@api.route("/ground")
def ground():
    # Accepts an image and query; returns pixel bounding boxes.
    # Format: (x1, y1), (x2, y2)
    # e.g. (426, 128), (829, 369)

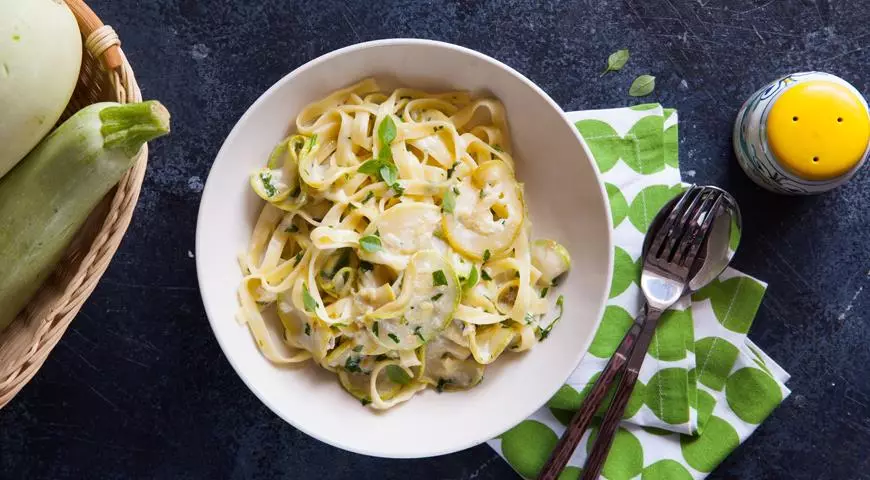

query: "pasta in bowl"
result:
(197, 39), (612, 458)
(238, 79), (571, 409)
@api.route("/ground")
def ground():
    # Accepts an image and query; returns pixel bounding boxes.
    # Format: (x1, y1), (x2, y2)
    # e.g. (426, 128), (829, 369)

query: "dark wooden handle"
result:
(581, 308), (662, 480)
(536, 321), (643, 480)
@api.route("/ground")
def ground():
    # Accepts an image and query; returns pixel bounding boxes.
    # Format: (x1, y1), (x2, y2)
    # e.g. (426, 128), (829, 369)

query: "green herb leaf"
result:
(372, 321), (379, 337)
(431, 293), (444, 301)
(524, 312), (535, 325)
(413, 326), (426, 343)
(540, 286), (549, 298)
(307, 134), (318, 153)
(304, 323), (311, 336)
(442, 188), (456, 214)
(386, 365), (412, 385)
(380, 163), (398, 186)
(378, 115), (398, 147)
(481, 269), (492, 281)
(629, 74), (656, 97)
(344, 355), (362, 373)
(483, 249), (491, 262)
(259, 172), (277, 198)
(446, 162), (458, 178)
(537, 295), (565, 341)
(432, 270), (448, 287)
(302, 283), (318, 312)
(359, 235), (382, 253)
(387, 333), (400, 343)
(358, 159), (384, 177)
(293, 251), (304, 266)
(464, 266), (479, 290)
(601, 49), (630, 76)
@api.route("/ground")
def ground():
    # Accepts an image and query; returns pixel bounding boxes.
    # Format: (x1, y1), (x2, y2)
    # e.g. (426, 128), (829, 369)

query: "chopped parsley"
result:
(293, 251), (304, 266)
(344, 355), (362, 373)
(359, 234), (382, 253)
(537, 295), (565, 341)
(540, 287), (549, 298)
(483, 249), (491, 262)
(413, 326), (426, 342)
(464, 266), (479, 290)
(372, 321), (379, 337)
(446, 162), (458, 178)
(441, 188), (456, 214)
(524, 312), (535, 325)
(480, 269), (492, 281)
(432, 270), (448, 287)
(453, 186), (460, 196)
(431, 293), (444, 301)
(304, 323), (311, 336)
(302, 283), (318, 312)
(259, 172), (277, 198)
(387, 333), (400, 344)
(362, 190), (375, 203)
(386, 365), (412, 385)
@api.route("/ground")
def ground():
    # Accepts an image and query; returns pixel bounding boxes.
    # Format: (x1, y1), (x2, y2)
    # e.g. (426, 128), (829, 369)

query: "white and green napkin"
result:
(487, 105), (791, 479)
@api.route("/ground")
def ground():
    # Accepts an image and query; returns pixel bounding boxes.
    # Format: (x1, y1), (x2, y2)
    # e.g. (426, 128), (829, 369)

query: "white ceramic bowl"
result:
(196, 39), (612, 458)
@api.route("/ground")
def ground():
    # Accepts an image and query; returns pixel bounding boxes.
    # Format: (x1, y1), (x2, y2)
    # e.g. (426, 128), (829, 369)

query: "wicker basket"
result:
(0, 0), (147, 408)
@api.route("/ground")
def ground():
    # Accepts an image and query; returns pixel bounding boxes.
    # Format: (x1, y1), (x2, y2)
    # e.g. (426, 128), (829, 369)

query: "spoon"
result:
(538, 185), (742, 480)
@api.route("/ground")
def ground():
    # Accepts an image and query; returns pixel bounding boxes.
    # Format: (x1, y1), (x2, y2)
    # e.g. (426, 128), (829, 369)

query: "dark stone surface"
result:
(2, 0), (869, 478)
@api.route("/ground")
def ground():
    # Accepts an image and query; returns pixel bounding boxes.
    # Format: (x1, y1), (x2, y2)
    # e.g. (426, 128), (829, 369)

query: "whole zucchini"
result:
(0, 101), (170, 331)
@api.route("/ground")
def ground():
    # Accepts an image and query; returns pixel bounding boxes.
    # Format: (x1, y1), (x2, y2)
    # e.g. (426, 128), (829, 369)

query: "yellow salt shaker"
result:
(733, 72), (869, 194)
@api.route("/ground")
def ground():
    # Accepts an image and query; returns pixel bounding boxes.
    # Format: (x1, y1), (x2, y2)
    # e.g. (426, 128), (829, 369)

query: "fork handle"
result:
(581, 307), (663, 480)
(536, 320), (643, 480)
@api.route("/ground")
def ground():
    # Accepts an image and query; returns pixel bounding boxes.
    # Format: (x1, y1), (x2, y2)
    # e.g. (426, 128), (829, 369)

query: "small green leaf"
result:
(602, 49), (630, 75)
(481, 269), (492, 281)
(380, 164), (397, 186)
(483, 249), (491, 262)
(540, 286), (549, 298)
(344, 355), (362, 373)
(432, 270), (448, 287)
(379, 115), (398, 147)
(431, 293), (444, 301)
(629, 74), (656, 97)
(537, 295), (565, 341)
(442, 187), (456, 214)
(358, 159), (385, 177)
(388, 333), (400, 343)
(386, 365), (412, 385)
(372, 321), (379, 337)
(359, 235), (382, 253)
(302, 283), (318, 312)
(304, 323), (311, 336)
(464, 266), (479, 290)
(413, 325), (426, 343)
(259, 172), (277, 198)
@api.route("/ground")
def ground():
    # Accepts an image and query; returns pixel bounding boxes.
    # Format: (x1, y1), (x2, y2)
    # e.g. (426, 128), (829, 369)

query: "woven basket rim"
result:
(0, 0), (148, 408)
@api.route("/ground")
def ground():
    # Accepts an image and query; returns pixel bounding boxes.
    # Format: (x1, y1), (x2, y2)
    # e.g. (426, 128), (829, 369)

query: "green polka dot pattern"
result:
(487, 105), (788, 480)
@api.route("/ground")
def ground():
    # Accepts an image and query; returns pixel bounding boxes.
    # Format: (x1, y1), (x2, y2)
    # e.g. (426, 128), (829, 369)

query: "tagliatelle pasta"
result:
(236, 78), (569, 409)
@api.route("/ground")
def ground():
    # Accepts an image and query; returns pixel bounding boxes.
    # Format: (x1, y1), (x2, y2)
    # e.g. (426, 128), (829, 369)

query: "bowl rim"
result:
(196, 37), (613, 458)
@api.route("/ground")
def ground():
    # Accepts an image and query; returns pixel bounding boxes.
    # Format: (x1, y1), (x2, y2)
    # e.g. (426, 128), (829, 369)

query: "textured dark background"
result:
(2, 0), (869, 478)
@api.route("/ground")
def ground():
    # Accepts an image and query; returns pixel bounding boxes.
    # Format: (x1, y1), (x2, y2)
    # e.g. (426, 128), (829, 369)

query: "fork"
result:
(537, 186), (724, 480)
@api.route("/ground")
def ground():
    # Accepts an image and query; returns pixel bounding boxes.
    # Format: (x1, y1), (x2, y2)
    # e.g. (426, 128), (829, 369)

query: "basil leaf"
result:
(302, 283), (318, 312)
(541, 286), (549, 298)
(629, 74), (656, 97)
(432, 270), (448, 287)
(259, 172), (277, 198)
(441, 187), (456, 214)
(601, 49), (630, 75)
(386, 365), (412, 385)
(483, 249), (491, 262)
(359, 235), (382, 253)
(358, 159), (385, 177)
(464, 265), (479, 290)
(379, 115), (398, 147)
